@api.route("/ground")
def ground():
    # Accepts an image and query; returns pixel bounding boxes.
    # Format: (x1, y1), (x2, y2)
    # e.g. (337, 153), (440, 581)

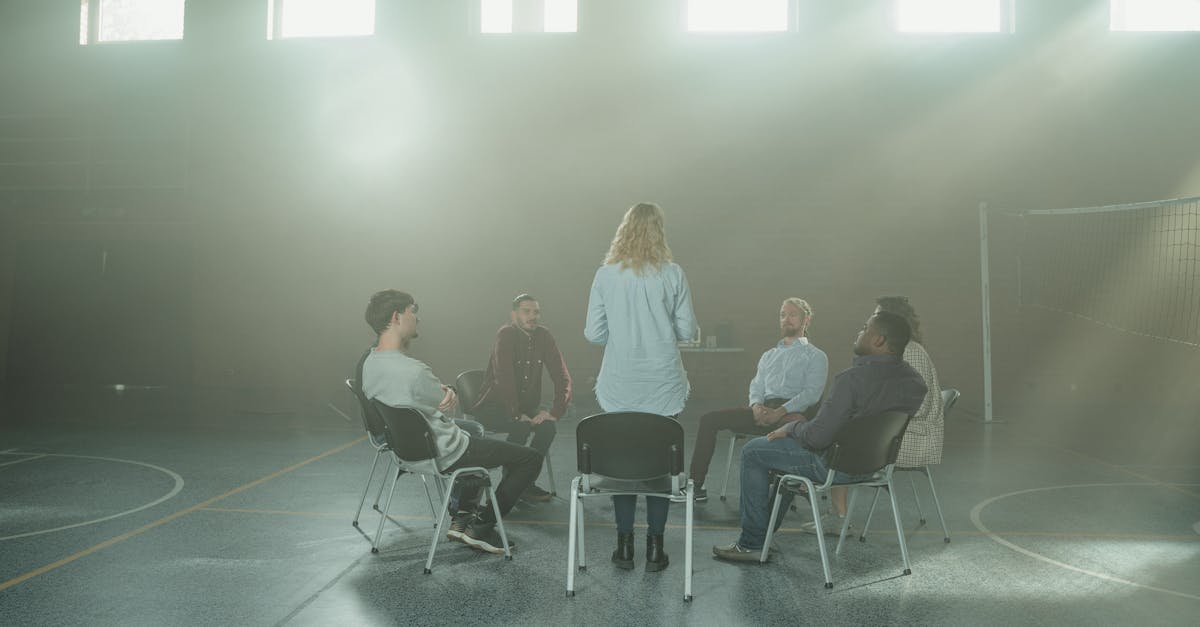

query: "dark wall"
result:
(1, 1), (1198, 418)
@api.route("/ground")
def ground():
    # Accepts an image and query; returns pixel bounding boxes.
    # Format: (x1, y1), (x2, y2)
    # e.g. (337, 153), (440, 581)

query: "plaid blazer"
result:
(895, 341), (944, 467)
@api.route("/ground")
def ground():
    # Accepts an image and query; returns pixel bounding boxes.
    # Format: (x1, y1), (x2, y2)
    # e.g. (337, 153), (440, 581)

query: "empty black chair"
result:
(760, 410), (913, 588)
(861, 388), (960, 544)
(566, 412), (695, 601)
(456, 368), (558, 495)
(370, 400), (513, 572)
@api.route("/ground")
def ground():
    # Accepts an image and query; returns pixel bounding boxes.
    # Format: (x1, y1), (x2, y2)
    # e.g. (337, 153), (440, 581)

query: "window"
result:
(79, 0), (186, 45)
(1111, 0), (1200, 31)
(481, 0), (578, 34)
(686, 0), (790, 32)
(894, 0), (1011, 33)
(267, 0), (376, 40)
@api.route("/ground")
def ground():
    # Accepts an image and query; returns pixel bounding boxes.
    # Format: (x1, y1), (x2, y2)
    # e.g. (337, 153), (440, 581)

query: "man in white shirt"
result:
(688, 298), (828, 501)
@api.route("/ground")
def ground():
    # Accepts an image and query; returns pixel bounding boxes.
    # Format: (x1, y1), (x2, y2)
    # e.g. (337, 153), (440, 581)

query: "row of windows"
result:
(78, 0), (1200, 46)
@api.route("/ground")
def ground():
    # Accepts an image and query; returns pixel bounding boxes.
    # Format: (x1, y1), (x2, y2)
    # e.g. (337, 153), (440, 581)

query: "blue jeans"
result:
(613, 495), (669, 535)
(736, 436), (863, 550)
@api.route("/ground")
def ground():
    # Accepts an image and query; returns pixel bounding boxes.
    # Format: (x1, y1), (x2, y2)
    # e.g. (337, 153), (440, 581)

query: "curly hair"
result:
(875, 295), (922, 344)
(603, 202), (673, 273)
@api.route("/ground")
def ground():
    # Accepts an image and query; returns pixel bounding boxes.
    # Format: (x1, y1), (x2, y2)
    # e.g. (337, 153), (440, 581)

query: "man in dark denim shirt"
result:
(713, 311), (928, 560)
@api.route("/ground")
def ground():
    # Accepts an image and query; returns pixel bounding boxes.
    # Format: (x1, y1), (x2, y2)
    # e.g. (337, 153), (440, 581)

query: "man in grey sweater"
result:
(362, 289), (542, 554)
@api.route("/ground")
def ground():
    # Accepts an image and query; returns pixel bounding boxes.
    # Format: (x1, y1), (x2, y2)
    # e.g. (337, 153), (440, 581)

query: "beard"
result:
(780, 325), (799, 338)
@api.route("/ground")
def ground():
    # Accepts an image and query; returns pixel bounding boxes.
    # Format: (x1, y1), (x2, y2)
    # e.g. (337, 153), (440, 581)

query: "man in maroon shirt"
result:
(471, 294), (572, 502)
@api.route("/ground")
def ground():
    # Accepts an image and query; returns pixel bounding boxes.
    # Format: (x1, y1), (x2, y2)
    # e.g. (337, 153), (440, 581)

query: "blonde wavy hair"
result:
(604, 202), (673, 273)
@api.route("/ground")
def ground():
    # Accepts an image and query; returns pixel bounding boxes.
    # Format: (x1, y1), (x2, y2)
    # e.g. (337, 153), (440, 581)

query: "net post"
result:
(979, 201), (994, 423)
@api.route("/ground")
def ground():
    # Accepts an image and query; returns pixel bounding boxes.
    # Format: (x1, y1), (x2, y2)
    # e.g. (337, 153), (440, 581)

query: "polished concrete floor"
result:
(1, 387), (1197, 626)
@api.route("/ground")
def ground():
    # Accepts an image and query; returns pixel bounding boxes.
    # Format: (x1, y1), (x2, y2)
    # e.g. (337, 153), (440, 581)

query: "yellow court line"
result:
(196, 507), (1200, 541)
(0, 436), (366, 593)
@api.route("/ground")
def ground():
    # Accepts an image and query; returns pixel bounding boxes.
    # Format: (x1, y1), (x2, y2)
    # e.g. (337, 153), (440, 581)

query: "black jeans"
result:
(443, 437), (542, 523)
(473, 402), (557, 457)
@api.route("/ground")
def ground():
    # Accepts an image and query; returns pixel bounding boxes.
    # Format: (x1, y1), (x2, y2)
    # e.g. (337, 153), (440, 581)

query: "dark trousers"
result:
(444, 437), (543, 523)
(473, 402), (557, 457)
(688, 407), (778, 487)
(613, 495), (670, 535)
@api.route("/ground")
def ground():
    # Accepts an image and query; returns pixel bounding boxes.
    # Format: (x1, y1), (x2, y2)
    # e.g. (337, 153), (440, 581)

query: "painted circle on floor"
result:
(0, 453), (185, 541)
(970, 482), (1200, 602)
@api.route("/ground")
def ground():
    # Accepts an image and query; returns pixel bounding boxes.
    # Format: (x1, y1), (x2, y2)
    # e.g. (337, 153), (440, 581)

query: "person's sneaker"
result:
(712, 542), (768, 563)
(799, 512), (851, 537)
(521, 485), (554, 503)
(446, 511), (472, 541)
(460, 519), (516, 555)
(693, 486), (708, 502)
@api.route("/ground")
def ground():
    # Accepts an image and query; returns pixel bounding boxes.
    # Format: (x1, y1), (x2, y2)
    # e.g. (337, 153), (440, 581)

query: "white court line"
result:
(0, 453), (185, 541)
(0, 454), (47, 468)
(327, 403), (353, 423)
(970, 482), (1200, 602)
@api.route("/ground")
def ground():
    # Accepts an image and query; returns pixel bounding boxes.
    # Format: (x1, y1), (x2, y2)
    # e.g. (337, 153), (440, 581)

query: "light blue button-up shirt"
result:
(585, 261), (698, 416)
(748, 337), (829, 414)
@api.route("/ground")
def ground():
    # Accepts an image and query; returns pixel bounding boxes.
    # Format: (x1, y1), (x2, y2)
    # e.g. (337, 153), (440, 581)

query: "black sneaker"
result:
(521, 484), (554, 503)
(694, 487), (708, 502)
(447, 511), (472, 541)
(460, 519), (515, 555)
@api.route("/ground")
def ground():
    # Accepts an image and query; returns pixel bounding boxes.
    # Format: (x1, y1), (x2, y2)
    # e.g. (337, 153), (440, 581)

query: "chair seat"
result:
(584, 475), (676, 495)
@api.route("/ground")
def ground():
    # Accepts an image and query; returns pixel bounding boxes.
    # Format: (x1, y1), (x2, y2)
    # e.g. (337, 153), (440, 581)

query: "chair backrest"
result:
(455, 369), (486, 413)
(345, 378), (388, 440)
(824, 410), (913, 476)
(575, 412), (684, 481)
(941, 388), (961, 416)
(371, 400), (440, 463)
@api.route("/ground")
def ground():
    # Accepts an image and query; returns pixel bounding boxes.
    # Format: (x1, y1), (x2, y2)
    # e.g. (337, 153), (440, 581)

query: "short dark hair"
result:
(875, 295), (922, 343)
(512, 293), (537, 310)
(365, 289), (415, 335)
(871, 310), (912, 356)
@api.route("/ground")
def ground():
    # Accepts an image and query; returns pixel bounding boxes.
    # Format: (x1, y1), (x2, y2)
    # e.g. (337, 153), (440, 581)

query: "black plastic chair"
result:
(456, 368), (558, 495)
(565, 412), (695, 601)
(760, 410), (913, 589)
(861, 388), (959, 544)
(370, 400), (513, 572)
(346, 379), (441, 528)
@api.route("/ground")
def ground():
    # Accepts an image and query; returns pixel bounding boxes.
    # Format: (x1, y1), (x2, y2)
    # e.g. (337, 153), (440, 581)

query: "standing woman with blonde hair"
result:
(584, 202), (698, 573)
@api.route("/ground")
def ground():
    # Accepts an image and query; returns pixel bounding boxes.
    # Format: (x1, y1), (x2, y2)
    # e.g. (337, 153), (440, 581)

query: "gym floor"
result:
(1, 388), (1197, 626)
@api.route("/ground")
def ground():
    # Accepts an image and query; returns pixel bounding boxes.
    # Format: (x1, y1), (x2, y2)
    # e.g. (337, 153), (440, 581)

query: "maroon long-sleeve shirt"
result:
(473, 323), (572, 419)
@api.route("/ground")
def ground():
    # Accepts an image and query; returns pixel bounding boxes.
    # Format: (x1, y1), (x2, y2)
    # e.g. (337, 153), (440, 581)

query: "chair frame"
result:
(565, 412), (695, 602)
(369, 400), (513, 573)
(759, 410), (914, 589)
(455, 369), (558, 495)
(859, 388), (959, 544)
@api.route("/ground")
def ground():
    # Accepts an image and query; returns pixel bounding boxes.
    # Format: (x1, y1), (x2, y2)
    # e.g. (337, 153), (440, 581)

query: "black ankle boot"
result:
(611, 532), (634, 570)
(645, 534), (670, 572)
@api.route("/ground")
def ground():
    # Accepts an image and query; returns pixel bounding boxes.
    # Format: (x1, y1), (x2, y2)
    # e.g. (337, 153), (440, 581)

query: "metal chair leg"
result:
(545, 455), (557, 496)
(420, 475), (438, 522)
(886, 475), (913, 576)
(924, 465), (951, 542)
(423, 473), (458, 574)
(719, 435), (739, 501)
(760, 486), (787, 563)
(684, 479), (694, 602)
(807, 481), (834, 589)
(353, 449), (384, 527)
(371, 469), (401, 554)
(576, 489), (587, 571)
(371, 457), (391, 511)
(566, 477), (580, 596)
(860, 488), (883, 542)
(835, 487), (858, 554)
(909, 472), (927, 525)
(488, 483), (513, 561)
